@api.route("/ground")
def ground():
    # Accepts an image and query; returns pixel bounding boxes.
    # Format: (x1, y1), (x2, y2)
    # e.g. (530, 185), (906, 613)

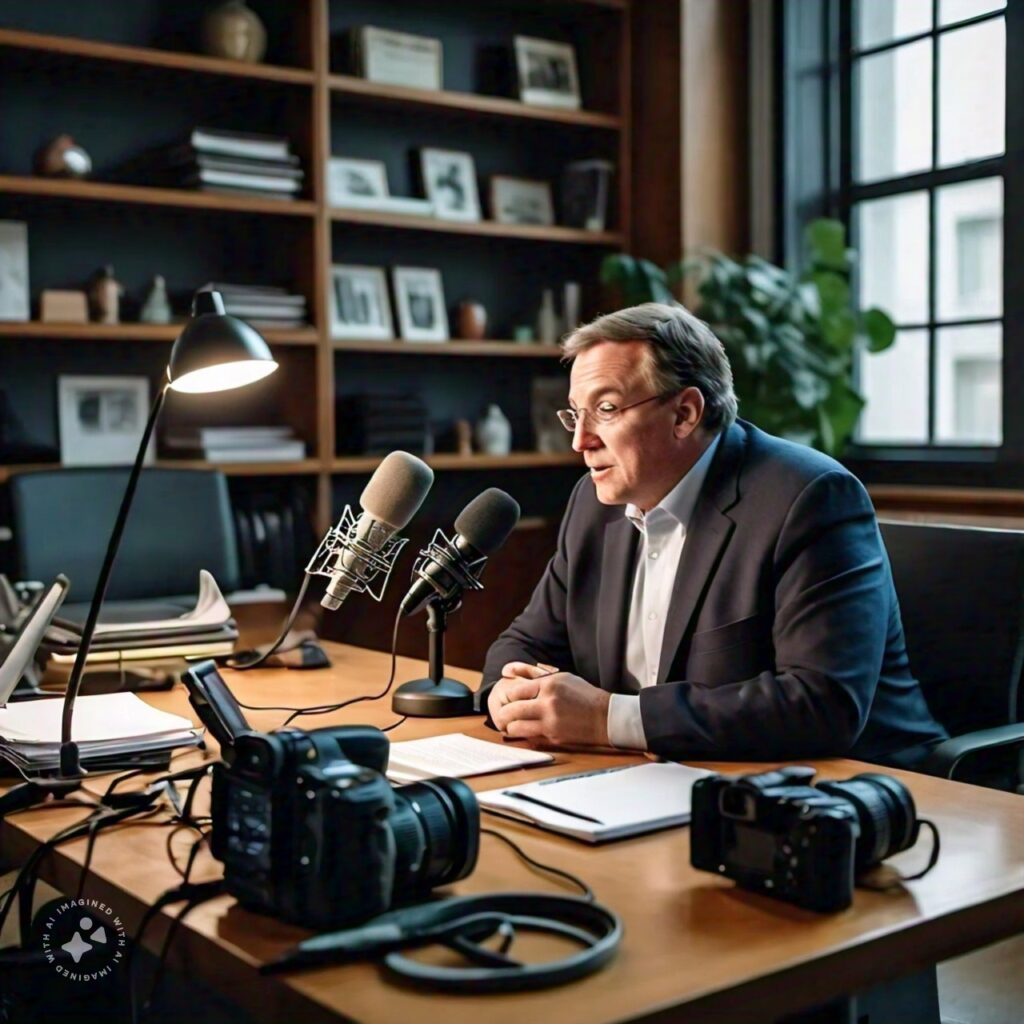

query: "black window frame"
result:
(779, 0), (1024, 488)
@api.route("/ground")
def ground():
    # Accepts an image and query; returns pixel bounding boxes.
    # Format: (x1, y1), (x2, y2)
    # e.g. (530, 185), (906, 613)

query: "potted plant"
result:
(599, 219), (896, 456)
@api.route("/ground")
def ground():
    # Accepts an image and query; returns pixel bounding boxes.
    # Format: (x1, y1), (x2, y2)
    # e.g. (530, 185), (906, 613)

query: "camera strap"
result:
(261, 892), (622, 992)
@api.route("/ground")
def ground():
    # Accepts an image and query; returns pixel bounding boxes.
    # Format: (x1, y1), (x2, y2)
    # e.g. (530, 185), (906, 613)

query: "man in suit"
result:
(481, 303), (946, 767)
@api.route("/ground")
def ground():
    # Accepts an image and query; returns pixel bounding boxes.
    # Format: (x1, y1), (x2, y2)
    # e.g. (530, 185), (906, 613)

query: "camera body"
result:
(184, 660), (480, 931)
(690, 766), (918, 913)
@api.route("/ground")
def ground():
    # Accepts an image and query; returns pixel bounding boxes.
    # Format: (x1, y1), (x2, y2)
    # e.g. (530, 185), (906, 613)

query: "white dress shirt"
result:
(606, 433), (721, 750)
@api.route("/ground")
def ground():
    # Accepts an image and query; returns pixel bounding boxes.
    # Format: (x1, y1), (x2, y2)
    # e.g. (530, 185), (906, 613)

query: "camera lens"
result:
(388, 777), (480, 902)
(817, 773), (918, 870)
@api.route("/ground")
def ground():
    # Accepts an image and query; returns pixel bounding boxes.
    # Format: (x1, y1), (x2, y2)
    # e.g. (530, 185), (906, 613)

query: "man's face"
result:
(568, 340), (690, 509)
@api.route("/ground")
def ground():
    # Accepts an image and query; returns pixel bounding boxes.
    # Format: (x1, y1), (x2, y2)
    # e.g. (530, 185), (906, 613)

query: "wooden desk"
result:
(2, 643), (1023, 1024)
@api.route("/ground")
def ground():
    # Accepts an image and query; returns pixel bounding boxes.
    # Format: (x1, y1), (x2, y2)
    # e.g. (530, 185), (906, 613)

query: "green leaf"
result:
(811, 271), (850, 315)
(806, 218), (848, 271)
(819, 382), (866, 455)
(820, 308), (857, 351)
(862, 307), (896, 352)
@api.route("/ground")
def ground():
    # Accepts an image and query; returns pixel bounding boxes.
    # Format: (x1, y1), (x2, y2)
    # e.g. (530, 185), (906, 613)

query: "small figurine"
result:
(475, 404), (512, 456)
(88, 265), (125, 325)
(457, 300), (487, 340)
(201, 0), (267, 63)
(454, 418), (473, 456)
(34, 134), (92, 178)
(139, 274), (172, 324)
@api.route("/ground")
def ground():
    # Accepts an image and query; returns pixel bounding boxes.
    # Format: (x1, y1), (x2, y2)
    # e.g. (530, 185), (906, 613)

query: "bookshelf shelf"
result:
(331, 339), (561, 357)
(328, 75), (621, 130)
(0, 28), (316, 85)
(331, 453), (581, 474)
(329, 207), (622, 245)
(0, 175), (317, 217)
(0, 322), (319, 346)
(0, 459), (324, 484)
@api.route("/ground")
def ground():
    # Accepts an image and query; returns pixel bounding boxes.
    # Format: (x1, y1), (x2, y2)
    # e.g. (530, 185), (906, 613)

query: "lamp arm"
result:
(59, 382), (169, 777)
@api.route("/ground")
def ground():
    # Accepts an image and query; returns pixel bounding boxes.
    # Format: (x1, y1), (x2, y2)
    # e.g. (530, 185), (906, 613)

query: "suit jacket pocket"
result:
(685, 614), (771, 684)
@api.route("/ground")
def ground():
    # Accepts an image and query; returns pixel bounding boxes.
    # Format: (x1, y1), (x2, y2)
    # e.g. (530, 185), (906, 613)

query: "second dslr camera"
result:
(690, 766), (924, 912)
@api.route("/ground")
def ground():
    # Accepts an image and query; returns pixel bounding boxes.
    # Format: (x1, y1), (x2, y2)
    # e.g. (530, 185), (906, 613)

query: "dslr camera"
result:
(690, 766), (921, 912)
(183, 661), (479, 930)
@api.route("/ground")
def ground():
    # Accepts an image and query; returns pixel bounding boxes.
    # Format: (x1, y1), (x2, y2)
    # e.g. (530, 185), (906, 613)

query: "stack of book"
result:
(204, 281), (308, 329)
(113, 127), (304, 200)
(164, 425), (307, 463)
(337, 393), (431, 455)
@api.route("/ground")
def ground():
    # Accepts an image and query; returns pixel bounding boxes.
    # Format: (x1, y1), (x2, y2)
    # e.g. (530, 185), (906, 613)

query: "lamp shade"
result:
(167, 289), (278, 394)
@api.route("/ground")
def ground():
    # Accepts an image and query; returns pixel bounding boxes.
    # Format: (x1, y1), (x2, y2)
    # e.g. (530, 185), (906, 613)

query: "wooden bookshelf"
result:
(0, 28), (316, 84)
(328, 75), (621, 130)
(331, 339), (561, 357)
(0, 459), (323, 484)
(0, 322), (319, 346)
(331, 452), (581, 474)
(329, 207), (622, 245)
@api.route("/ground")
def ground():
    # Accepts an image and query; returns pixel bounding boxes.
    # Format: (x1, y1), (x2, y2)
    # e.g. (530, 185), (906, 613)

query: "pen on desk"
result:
(502, 790), (604, 825)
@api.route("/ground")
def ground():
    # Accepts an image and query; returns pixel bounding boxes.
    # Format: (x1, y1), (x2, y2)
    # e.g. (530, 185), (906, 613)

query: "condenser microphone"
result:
(319, 451), (434, 611)
(400, 488), (521, 617)
(392, 488), (520, 718)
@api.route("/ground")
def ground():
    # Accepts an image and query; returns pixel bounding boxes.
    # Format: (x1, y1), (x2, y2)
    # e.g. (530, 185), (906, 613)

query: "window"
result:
(781, 0), (1020, 477)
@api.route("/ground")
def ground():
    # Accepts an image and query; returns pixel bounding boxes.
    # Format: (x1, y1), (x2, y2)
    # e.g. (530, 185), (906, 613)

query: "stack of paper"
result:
(385, 733), (553, 784)
(0, 692), (202, 775)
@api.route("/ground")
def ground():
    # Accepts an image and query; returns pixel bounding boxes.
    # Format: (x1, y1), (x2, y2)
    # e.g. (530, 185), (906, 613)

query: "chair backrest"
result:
(879, 520), (1024, 736)
(9, 468), (240, 603)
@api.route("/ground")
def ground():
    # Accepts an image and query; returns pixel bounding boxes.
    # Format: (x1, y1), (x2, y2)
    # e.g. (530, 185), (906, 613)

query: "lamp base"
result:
(391, 677), (476, 717)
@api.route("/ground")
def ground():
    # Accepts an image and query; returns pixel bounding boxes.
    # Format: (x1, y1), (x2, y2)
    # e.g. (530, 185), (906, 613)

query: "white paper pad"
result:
(386, 733), (553, 784)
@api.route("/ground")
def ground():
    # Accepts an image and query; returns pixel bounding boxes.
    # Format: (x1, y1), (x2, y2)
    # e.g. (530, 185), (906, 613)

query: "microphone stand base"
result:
(392, 678), (476, 718)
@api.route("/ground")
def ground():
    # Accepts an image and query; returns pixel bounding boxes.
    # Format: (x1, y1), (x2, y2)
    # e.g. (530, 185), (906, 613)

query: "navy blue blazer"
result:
(480, 420), (947, 767)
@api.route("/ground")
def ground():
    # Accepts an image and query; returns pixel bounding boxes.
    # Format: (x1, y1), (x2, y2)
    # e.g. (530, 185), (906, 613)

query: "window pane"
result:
(855, 41), (932, 183)
(938, 19), (1005, 166)
(936, 177), (1003, 321)
(857, 330), (929, 444)
(856, 0), (932, 48)
(857, 192), (929, 324)
(939, 0), (1006, 27)
(935, 324), (1002, 443)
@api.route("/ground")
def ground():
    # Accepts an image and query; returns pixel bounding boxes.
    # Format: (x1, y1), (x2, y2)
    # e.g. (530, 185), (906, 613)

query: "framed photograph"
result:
(0, 221), (29, 322)
(358, 26), (443, 92)
(531, 376), (573, 454)
(419, 148), (481, 222)
(329, 264), (394, 340)
(392, 267), (449, 342)
(327, 157), (389, 208)
(562, 159), (614, 231)
(490, 176), (555, 226)
(514, 36), (581, 110)
(58, 375), (155, 467)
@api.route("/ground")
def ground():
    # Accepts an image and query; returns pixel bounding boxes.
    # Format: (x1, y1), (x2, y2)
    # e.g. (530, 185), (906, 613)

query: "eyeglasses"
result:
(556, 393), (666, 432)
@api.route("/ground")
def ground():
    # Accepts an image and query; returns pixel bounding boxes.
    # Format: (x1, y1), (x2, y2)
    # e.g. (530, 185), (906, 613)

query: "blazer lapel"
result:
(596, 517), (639, 691)
(657, 424), (746, 683)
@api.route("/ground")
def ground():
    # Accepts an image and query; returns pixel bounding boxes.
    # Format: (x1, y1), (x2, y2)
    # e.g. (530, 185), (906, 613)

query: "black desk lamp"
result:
(59, 289), (277, 778)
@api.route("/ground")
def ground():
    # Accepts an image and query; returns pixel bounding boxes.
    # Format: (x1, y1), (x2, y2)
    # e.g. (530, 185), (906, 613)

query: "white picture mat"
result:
(491, 175), (555, 225)
(329, 264), (394, 340)
(392, 266), (449, 342)
(0, 220), (29, 322)
(361, 26), (443, 91)
(58, 375), (154, 467)
(514, 35), (581, 110)
(326, 157), (390, 206)
(420, 148), (481, 222)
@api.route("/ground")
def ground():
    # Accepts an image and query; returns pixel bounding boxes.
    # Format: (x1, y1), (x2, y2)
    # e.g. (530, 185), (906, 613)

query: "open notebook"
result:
(476, 761), (714, 843)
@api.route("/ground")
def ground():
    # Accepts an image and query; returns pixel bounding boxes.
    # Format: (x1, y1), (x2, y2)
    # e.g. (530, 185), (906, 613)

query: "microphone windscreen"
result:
(360, 451), (435, 530)
(454, 488), (521, 555)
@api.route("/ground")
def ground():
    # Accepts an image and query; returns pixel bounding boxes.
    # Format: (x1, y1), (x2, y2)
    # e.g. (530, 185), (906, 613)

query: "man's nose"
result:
(572, 416), (600, 452)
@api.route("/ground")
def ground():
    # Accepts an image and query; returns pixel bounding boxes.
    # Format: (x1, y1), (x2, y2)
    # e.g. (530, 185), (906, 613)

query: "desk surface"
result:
(2, 643), (1023, 1024)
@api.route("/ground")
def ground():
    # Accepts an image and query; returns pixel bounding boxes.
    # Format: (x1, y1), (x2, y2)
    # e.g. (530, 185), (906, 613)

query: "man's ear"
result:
(673, 387), (705, 438)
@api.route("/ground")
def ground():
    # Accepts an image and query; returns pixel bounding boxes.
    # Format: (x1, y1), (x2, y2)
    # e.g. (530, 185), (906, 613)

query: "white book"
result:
(204, 441), (306, 462)
(476, 761), (715, 843)
(385, 733), (553, 784)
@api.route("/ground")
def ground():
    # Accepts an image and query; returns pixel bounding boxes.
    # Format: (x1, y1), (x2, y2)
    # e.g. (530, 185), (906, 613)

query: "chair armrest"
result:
(922, 723), (1024, 779)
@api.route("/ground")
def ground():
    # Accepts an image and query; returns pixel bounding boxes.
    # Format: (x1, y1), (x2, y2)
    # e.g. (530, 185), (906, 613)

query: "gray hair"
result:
(561, 302), (738, 432)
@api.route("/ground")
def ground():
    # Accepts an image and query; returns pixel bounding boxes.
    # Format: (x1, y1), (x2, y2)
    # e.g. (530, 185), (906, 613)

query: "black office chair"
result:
(879, 519), (1024, 790)
(8, 467), (241, 619)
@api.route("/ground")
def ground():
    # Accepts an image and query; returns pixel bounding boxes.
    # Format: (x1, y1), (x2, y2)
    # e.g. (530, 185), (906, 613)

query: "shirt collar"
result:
(625, 431), (722, 532)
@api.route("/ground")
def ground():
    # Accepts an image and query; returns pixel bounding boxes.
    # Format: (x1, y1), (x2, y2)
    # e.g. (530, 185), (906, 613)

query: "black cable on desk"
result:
(481, 827), (594, 902)
(221, 574), (312, 671)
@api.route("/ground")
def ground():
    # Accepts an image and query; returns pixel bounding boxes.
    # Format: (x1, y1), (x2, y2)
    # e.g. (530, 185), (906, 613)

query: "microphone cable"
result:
(218, 573), (312, 671)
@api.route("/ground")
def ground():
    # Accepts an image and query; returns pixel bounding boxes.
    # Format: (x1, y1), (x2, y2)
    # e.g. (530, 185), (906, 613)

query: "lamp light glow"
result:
(168, 359), (278, 394)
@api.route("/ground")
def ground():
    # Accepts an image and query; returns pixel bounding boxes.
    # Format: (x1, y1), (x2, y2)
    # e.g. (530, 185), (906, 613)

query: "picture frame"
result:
(329, 264), (394, 341)
(326, 157), (390, 208)
(562, 159), (614, 232)
(58, 375), (155, 467)
(358, 26), (443, 92)
(392, 267), (449, 342)
(490, 175), (555, 226)
(0, 221), (29, 322)
(419, 148), (481, 222)
(514, 36), (581, 110)
(531, 376), (574, 454)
